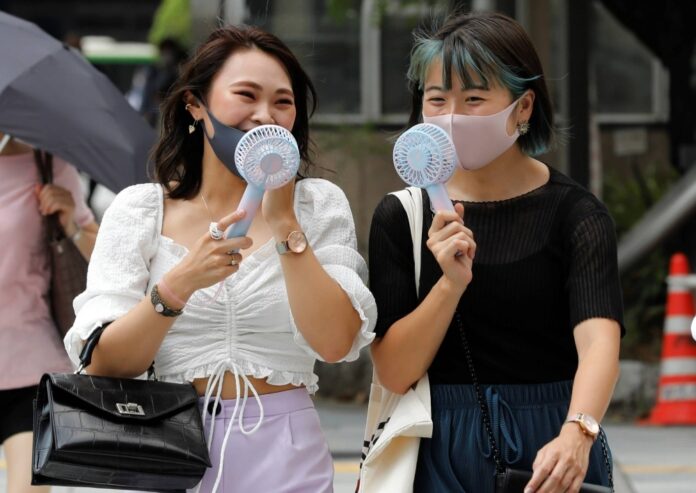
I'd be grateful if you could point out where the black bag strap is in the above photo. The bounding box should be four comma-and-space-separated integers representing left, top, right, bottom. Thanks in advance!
453, 313, 613, 489
77, 323, 156, 380
32, 150, 66, 242
33, 149, 53, 184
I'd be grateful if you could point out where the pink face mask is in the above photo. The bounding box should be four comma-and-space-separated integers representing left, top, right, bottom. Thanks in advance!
423, 98, 521, 170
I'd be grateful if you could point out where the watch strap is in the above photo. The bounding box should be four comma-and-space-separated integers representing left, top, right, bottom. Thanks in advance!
276, 240, 291, 255
150, 284, 184, 317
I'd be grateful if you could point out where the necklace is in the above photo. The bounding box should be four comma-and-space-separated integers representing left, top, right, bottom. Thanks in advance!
200, 195, 215, 221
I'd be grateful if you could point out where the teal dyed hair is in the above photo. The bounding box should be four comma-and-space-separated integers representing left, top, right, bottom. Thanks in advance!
407, 12, 556, 156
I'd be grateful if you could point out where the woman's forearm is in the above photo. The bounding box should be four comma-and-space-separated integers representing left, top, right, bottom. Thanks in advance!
567, 319, 621, 423
87, 294, 178, 378
371, 276, 464, 394
66, 221, 98, 260
278, 238, 362, 362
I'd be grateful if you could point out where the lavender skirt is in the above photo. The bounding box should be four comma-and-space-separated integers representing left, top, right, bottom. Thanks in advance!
192, 388, 334, 493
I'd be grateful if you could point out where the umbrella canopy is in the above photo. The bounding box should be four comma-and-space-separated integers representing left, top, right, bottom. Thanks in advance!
0, 11, 156, 192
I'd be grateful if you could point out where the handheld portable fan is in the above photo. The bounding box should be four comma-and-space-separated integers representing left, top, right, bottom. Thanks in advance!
393, 123, 457, 213
225, 124, 300, 239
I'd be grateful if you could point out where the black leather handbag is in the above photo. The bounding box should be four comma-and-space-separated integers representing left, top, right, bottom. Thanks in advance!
495, 468, 612, 493
32, 325, 211, 491
454, 314, 613, 493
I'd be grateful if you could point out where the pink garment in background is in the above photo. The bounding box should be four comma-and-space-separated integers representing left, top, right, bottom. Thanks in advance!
0, 152, 94, 389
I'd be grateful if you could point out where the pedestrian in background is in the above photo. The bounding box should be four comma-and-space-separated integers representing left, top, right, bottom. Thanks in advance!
0, 132, 98, 493
369, 11, 623, 493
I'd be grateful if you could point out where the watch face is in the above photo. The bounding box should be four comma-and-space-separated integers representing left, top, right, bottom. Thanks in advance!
578, 414, 599, 436
580, 413, 599, 435
287, 231, 307, 253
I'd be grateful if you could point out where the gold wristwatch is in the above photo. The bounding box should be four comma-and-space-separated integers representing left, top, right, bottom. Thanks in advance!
565, 412, 599, 441
276, 230, 308, 255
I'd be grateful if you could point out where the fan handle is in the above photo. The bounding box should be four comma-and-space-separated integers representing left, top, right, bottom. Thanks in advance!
425, 183, 455, 213
224, 185, 264, 239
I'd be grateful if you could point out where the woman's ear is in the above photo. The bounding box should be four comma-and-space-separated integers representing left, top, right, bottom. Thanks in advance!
518, 90, 535, 123
183, 91, 205, 121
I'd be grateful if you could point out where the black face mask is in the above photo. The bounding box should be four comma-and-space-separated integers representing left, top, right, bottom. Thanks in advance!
201, 107, 245, 179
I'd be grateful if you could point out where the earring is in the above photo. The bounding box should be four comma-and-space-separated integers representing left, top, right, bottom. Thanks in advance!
517, 121, 530, 136
188, 119, 198, 134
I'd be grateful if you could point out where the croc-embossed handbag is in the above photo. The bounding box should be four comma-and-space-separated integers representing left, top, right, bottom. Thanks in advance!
32, 325, 212, 491
33, 150, 87, 337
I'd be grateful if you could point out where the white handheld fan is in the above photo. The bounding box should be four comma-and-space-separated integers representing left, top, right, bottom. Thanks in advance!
225, 125, 300, 238
393, 123, 456, 212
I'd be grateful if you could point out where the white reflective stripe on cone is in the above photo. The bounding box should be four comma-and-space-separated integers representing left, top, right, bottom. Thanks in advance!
660, 357, 696, 376
659, 383, 696, 401
665, 316, 694, 335
666, 274, 696, 288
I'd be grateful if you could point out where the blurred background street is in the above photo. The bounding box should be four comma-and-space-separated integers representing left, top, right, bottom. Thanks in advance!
2, 0, 696, 491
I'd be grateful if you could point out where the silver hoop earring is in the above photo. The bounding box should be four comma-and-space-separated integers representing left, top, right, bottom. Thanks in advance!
517, 121, 530, 136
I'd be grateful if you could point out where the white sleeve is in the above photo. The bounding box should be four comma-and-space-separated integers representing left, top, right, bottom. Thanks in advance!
64, 184, 161, 367
291, 179, 377, 362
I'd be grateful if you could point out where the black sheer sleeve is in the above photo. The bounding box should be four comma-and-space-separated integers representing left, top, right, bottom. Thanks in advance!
368, 194, 419, 338
566, 209, 625, 335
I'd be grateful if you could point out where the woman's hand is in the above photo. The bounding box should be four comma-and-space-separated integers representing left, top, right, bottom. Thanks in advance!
36, 184, 78, 234
262, 178, 297, 234
524, 424, 594, 493
426, 203, 475, 293
164, 209, 252, 301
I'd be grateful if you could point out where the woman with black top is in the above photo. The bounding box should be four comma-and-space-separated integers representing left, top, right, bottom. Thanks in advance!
369, 11, 623, 493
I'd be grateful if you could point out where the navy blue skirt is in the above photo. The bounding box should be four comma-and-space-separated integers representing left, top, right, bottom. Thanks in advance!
414, 380, 612, 493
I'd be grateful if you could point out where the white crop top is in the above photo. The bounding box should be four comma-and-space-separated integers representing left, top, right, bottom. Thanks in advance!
64, 178, 377, 393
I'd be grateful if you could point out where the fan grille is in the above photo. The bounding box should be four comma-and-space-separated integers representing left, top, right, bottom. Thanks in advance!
235, 125, 300, 188
393, 123, 456, 187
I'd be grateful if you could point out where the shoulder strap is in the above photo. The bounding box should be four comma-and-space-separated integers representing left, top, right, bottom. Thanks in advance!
33, 149, 54, 185
389, 187, 423, 296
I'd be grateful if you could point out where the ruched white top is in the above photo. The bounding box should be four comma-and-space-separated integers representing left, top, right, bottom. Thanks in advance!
64, 178, 377, 393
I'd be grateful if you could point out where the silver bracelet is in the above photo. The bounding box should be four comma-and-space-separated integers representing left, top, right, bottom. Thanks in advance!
70, 227, 82, 243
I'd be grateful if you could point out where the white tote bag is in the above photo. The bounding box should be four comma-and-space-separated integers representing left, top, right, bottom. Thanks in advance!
357, 187, 432, 493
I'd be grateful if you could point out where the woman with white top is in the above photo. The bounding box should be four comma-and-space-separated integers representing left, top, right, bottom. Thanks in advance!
64, 25, 376, 493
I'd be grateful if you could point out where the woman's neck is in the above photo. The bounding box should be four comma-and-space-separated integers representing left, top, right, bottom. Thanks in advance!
446, 146, 549, 202
196, 144, 247, 217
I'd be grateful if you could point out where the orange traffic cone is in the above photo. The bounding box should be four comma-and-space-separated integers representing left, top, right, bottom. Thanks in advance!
645, 252, 696, 425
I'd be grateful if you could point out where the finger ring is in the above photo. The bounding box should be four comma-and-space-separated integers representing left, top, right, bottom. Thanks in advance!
209, 222, 224, 241
229, 258, 239, 266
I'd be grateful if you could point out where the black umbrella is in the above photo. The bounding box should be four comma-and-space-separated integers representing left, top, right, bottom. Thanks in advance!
0, 11, 156, 192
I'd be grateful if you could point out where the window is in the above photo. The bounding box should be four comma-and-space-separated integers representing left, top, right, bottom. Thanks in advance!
245, 0, 362, 115
590, 1, 668, 123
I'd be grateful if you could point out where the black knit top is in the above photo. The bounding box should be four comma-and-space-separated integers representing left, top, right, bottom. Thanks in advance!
368, 166, 624, 385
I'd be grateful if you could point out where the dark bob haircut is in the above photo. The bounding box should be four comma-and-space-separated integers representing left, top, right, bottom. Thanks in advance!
407, 11, 556, 156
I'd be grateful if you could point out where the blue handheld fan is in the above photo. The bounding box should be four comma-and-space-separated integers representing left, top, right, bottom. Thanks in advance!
225, 125, 300, 238
392, 123, 457, 212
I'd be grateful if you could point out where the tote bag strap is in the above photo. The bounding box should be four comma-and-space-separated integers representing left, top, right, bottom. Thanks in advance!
389, 187, 423, 295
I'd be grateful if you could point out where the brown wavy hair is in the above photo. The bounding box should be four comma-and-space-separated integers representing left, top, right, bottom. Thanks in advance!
152, 25, 317, 199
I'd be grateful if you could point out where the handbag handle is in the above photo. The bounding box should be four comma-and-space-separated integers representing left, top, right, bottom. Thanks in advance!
454, 314, 614, 488
76, 323, 156, 380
